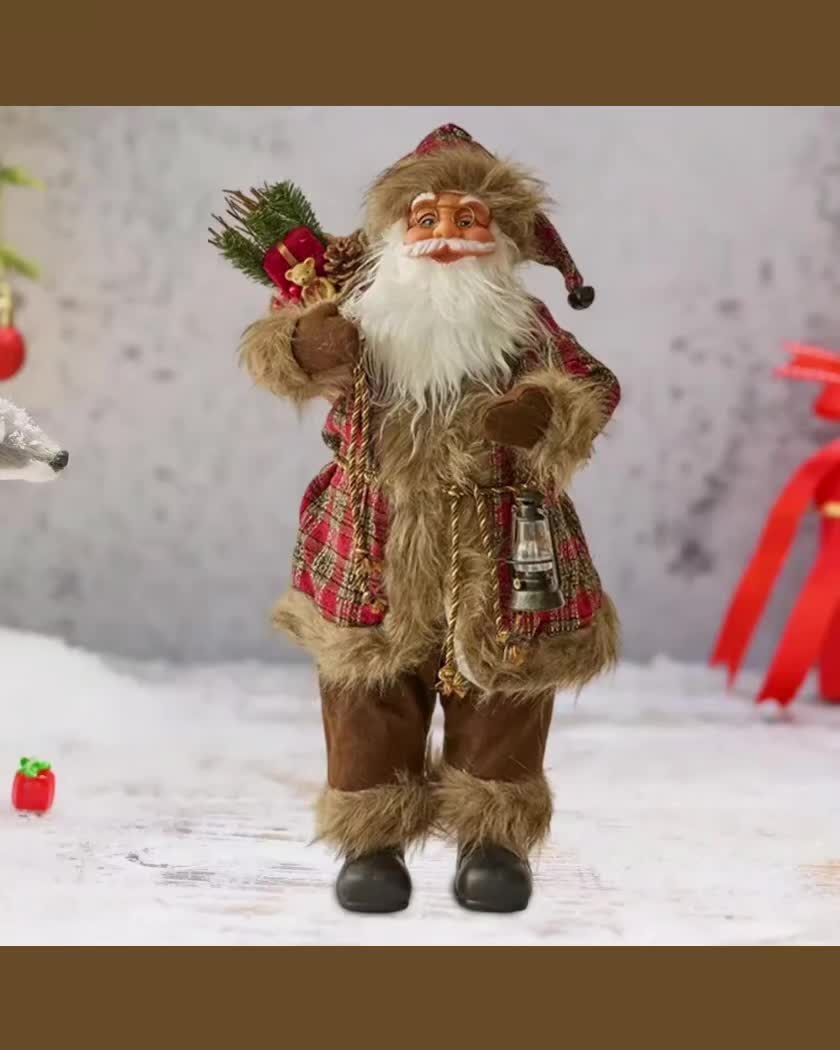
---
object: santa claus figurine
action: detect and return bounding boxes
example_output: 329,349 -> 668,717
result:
239,124 -> 620,913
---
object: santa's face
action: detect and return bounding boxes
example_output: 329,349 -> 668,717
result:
342,191 -> 536,418
403,192 -> 496,265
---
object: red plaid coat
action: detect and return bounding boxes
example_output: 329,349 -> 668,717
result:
291,302 -> 619,644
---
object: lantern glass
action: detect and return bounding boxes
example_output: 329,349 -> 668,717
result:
509,492 -> 563,612
513,518 -> 556,576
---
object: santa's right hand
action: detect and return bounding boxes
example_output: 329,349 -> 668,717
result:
291,301 -> 360,377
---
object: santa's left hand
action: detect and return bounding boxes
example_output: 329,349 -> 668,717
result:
481,386 -> 552,449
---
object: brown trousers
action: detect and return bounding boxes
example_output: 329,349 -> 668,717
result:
318,653 -> 555,859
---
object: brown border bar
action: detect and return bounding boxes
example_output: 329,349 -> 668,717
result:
1,947 -> 839,1038
3,4 -> 840,103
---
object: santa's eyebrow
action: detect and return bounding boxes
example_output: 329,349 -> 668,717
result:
410,192 -> 436,209
458,195 -> 486,207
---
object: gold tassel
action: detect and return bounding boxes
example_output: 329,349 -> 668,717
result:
502,644 -> 527,667
437,666 -> 470,699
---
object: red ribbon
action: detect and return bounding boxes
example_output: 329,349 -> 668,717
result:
756,512 -> 840,703
711,440 -> 840,704
777,342 -> 840,421
779,342 -> 840,382
820,587 -> 840,703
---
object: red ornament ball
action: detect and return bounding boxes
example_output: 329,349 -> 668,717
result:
0,325 -> 26,381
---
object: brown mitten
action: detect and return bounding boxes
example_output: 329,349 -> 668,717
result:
291,301 -> 360,377
482,386 -> 552,449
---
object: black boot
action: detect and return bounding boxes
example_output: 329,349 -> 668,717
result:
453,843 -> 533,913
335,848 -> 411,914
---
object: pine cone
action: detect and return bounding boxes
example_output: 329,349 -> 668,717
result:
324,231 -> 368,292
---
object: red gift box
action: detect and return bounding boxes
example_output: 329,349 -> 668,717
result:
12,757 -> 55,813
262,226 -> 329,305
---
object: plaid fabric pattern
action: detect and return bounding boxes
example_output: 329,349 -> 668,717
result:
488,323 -> 611,641
289,302 -> 619,634
412,123 -> 487,158
492,481 -> 605,641
291,400 -> 389,627
533,215 -> 584,295
537,302 -> 621,418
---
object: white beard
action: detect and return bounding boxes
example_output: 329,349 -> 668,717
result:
341,222 -> 537,418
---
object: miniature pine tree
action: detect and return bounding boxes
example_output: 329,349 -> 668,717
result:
209,181 -> 325,287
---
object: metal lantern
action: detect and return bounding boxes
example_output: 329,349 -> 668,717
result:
509,491 -> 563,612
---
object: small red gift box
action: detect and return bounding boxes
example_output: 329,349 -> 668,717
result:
12,757 -> 55,813
262,226 -> 328,305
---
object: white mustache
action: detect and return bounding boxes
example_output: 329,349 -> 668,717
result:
402,238 -> 497,258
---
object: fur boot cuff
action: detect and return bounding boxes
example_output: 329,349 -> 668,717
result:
315,775 -> 434,859
432,763 -> 553,858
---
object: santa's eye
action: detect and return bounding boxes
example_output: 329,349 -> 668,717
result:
456,208 -> 475,229
416,213 -> 437,228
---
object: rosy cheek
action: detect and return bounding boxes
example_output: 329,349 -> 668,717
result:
404,226 -> 433,244
462,226 -> 495,243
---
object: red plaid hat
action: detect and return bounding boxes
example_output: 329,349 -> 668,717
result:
408,124 -> 595,310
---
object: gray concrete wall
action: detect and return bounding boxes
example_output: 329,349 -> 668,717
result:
2,106 -> 839,665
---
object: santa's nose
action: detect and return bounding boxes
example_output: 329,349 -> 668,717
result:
434,212 -> 458,239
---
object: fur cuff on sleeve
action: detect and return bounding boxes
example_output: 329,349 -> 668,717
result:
239,305 -> 351,405
517,368 -> 613,492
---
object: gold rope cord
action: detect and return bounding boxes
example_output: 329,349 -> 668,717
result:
472,484 -> 529,668
346,357 -> 372,601
436,482 -> 532,696
339,398 -> 534,688
472,485 -> 507,646
437,486 -> 470,698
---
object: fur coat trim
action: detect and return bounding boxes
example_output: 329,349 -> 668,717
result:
274,587 -> 619,698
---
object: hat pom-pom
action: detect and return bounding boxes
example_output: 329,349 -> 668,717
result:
568,285 -> 595,310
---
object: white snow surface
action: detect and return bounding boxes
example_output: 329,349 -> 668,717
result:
2,627 -> 840,946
